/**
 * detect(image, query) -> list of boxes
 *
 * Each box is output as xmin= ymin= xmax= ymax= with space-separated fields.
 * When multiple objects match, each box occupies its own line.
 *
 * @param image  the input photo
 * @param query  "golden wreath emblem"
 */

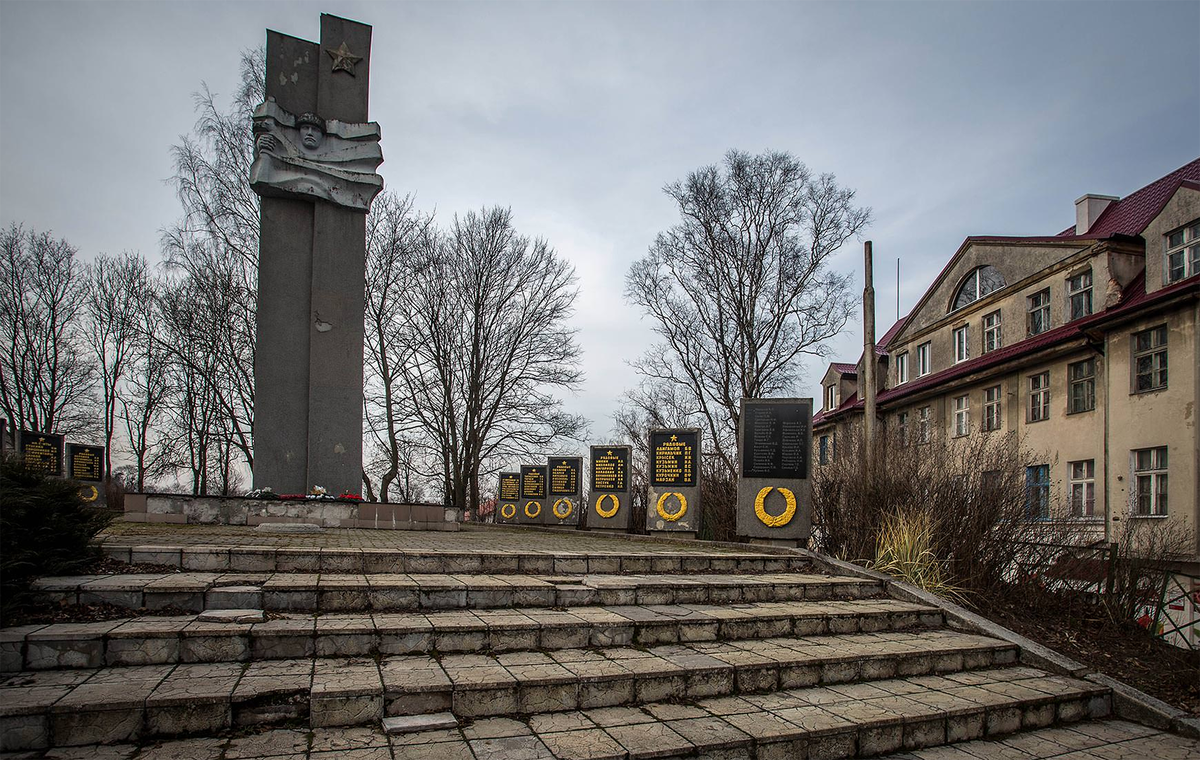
xmin=754 ymin=486 xmax=797 ymax=528
xmin=79 ymin=484 xmax=99 ymax=503
xmin=500 ymin=502 xmax=516 ymax=520
xmin=524 ymin=500 xmax=542 ymax=518
xmin=594 ymin=493 xmax=619 ymax=519
xmin=656 ymin=491 xmax=687 ymax=522
xmin=552 ymin=498 xmax=574 ymax=519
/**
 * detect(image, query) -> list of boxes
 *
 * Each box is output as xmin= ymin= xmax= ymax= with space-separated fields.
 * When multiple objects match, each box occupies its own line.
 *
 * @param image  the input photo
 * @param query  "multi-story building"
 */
xmin=814 ymin=158 xmax=1200 ymax=577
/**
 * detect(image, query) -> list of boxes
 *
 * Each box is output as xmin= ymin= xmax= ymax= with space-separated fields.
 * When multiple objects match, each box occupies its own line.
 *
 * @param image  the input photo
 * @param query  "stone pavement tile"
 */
xmin=310 ymin=748 xmax=390 ymax=760
xmin=461 ymin=717 xmax=531 ymax=741
xmin=528 ymin=711 xmax=595 ymax=735
xmin=583 ymin=706 xmax=656 ymax=728
xmin=392 ymin=739 xmax=474 ymax=760
xmin=224 ymin=728 xmax=310 ymax=758
xmin=1104 ymin=733 xmax=1200 ymax=760
xmin=374 ymin=614 xmax=433 ymax=656
xmin=537 ymin=728 xmax=626 ymax=760
xmin=468 ymin=734 xmax=555 ymax=760
xmin=311 ymin=658 xmax=384 ymax=727
xmin=314 ymin=614 xmax=376 ymax=657
xmin=310 ymin=725 xmax=388 ymax=752
xmin=604 ymin=720 xmax=693 ymax=758
xmin=666 ymin=715 xmax=752 ymax=750
xmin=43 ymin=744 xmax=137 ymax=759
xmin=131 ymin=737 xmax=227 ymax=760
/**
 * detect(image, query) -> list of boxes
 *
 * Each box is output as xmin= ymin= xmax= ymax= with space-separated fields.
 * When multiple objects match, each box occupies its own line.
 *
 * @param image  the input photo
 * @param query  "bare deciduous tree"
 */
xmin=625 ymin=150 xmax=869 ymax=478
xmin=85 ymin=252 xmax=152 ymax=478
xmin=363 ymin=192 xmax=437 ymax=502
xmin=118 ymin=279 xmax=172 ymax=492
xmin=400 ymin=207 xmax=587 ymax=510
xmin=0 ymin=224 xmax=96 ymax=437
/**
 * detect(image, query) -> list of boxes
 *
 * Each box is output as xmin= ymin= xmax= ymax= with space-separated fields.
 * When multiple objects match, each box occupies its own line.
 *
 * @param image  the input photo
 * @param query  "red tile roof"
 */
xmin=830 ymin=362 xmax=858 ymax=375
xmin=877 ymin=315 xmax=909 ymax=353
xmin=1057 ymin=159 xmax=1200 ymax=239
xmin=816 ymin=272 xmax=1200 ymax=425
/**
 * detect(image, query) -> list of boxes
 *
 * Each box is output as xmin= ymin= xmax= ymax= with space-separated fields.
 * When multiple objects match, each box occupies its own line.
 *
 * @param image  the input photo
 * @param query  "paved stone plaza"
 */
xmin=3 ymin=525 xmax=1197 ymax=759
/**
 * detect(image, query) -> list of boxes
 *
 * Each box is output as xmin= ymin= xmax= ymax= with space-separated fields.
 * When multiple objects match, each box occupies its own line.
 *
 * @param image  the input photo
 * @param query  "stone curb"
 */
xmin=789 ymin=547 xmax=1200 ymax=741
xmin=466 ymin=522 xmax=802 ymax=556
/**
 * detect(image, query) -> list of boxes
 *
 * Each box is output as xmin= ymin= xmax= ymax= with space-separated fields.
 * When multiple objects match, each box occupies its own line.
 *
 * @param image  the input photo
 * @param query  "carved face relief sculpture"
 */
xmin=299 ymin=123 xmax=324 ymax=151
xmin=249 ymin=99 xmax=383 ymax=212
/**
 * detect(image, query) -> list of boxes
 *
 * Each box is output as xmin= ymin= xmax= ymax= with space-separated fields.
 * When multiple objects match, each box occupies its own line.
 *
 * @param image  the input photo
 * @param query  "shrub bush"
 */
xmin=0 ymin=453 xmax=113 ymax=624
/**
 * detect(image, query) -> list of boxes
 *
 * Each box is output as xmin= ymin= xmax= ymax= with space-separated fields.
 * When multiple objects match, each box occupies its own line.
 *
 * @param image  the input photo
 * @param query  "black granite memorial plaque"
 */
xmin=549 ymin=459 xmax=580 ymax=497
xmin=520 ymin=466 xmax=546 ymax=499
xmin=68 ymin=444 xmax=104 ymax=482
xmin=650 ymin=430 xmax=698 ymax=487
xmin=590 ymin=448 xmax=628 ymax=492
xmin=499 ymin=473 xmax=521 ymax=501
xmin=741 ymin=402 xmax=810 ymax=480
xmin=19 ymin=430 xmax=63 ymax=477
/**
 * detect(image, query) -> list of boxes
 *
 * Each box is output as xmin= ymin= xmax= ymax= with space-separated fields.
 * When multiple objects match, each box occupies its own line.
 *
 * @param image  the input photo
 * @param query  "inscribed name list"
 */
xmin=499 ymin=474 xmax=520 ymax=501
xmin=741 ymin=403 xmax=809 ymax=480
xmin=650 ymin=431 xmax=697 ymax=487
xmin=592 ymin=450 xmax=627 ymax=492
xmin=521 ymin=468 xmax=546 ymax=499
xmin=549 ymin=460 xmax=579 ymax=496
xmin=20 ymin=432 xmax=63 ymax=476
xmin=69 ymin=445 xmax=104 ymax=482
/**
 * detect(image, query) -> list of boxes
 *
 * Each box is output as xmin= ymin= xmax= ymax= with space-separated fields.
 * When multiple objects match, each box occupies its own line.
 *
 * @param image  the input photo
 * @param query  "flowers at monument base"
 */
xmin=338 ymin=492 xmax=363 ymax=501
xmin=245 ymin=487 xmax=280 ymax=500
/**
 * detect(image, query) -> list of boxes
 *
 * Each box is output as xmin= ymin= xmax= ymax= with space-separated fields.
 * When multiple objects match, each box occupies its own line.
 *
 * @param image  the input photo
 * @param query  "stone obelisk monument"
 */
xmin=250 ymin=14 xmax=383 ymax=496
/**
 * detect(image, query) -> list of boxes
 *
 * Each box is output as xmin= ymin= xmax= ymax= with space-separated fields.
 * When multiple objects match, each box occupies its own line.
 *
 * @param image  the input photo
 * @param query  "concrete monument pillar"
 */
xmin=250 ymin=15 xmax=383 ymax=496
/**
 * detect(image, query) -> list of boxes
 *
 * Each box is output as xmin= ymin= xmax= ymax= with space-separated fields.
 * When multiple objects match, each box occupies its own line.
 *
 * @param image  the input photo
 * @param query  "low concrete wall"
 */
xmin=122 ymin=493 xmax=460 ymax=531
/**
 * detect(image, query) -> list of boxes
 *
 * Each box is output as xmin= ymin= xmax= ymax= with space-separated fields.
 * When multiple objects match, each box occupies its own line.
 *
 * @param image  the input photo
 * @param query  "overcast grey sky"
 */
xmin=2 ymin=0 xmax=1198 ymax=447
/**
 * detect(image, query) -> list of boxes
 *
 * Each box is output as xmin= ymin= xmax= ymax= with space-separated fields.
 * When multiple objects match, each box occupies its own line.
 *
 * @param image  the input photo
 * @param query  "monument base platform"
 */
xmin=746 ymin=536 xmax=801 ymax=548
xmin=647 ymin=530 xmax=696 ymax=541
xmin=122 ymin=493 xmax=460 ymax=531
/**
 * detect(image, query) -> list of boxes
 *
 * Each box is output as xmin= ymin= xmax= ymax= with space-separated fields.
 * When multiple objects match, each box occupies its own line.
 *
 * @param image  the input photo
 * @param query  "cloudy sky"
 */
xmin=2 ymin=0 xmax=1197 ymax=448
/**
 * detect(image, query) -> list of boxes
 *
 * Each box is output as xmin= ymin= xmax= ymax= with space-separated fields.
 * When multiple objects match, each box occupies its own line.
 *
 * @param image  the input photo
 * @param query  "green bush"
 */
xmin=1 ymin=454 xmax=113 ymax=624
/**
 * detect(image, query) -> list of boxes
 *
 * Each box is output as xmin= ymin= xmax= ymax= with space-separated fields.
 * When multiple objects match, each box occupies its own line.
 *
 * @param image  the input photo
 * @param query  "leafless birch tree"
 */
xmin=85 ymin=252 xmax=153 ymax=478
xmin=0 ymin=224 xmax=96 ymax=437
xmin=625 ymin=150 xmax=869 ymax=479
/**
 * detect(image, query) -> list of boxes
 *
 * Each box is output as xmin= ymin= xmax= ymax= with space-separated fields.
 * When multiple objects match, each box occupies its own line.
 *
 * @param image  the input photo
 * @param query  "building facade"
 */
xmin=814 ymin=159 xmax=1200 ymax=576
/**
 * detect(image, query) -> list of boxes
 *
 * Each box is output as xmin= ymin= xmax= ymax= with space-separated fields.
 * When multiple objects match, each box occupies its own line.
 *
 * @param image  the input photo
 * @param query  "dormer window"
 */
xmin=1165 ymin=221 xmax=1199 ymax=284
xmin=952 ymin=265 xmax=1006 ymax=311
xmin=824 ymin=384 xmax=837 ymax=411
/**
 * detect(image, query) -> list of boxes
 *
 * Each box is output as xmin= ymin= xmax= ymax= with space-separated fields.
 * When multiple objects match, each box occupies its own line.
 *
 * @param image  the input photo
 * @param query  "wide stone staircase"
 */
xmin=0 ymin=537 xmax=1123 ymax=758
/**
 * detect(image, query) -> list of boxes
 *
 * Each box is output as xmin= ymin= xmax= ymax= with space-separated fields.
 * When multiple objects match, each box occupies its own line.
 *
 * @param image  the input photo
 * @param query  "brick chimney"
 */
xmin=1075 ymin=194 xmax=1118 ymax=234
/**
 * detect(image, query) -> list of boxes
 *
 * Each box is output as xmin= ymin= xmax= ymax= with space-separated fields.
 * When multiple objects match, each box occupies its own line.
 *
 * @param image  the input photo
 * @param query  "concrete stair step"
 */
xmin=30 ymin=571 xmax=883 ymax=614
xmin=3 ymin=599 xmax=943 ymax=671
xmin=0 ymin=661 xmax=1109 ymax=753
xmin=99 ymin=543 xmax=812 ymax=575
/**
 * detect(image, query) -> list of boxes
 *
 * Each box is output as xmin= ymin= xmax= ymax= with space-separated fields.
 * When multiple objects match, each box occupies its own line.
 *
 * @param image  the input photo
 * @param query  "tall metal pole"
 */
xmin=863 ymin=241 xmax=878 ymax=462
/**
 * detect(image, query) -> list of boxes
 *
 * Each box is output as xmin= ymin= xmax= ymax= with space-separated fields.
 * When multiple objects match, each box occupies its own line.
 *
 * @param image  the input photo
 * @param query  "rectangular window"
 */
xmin=1028 ymin=371 xmax=1050 ymax=422
xmin=953 ymin=395 xmax=970 ymax=437
xmin=1069 ymin=460 xmax=1095 ymax=518
xmin=982 ymin=311 xmax=1001 ymax=353
xmin=983 ymin=385 xmax=1002 ymax=431
xmin=896 ymin=411 xmax=909 ymax=445
xmin=1068 ymin=358 xmax=1095 ymax=414
xmin=917 ymin=406 xmax=931 ymax=444
xmin=818 ymin=435 xmax=830 ymax=465
xmin=1025 ymin=464 xmax=1050 ymax=520
xmin=1133 ymin=447 xmax=1168 ymax=516
xmin=1028 ymin=288 xmax=1051 ymax=336
xmin=916 ymin=342 xmax=931 ymax=377
xmin=1132 ymin=325 xmax=1168 ymax=392
xmin=896 ymin=352 xmax=909 ymax=384
xmin=1164 ymin=221 xmax=1200 ymax=284
xmin=1067 ymin=269 xmax=1093 ymax=320
xmin=825 ymin=384 xmax=836 ymax=410
xmin=953 ymin=325 xmax=970 ymax=363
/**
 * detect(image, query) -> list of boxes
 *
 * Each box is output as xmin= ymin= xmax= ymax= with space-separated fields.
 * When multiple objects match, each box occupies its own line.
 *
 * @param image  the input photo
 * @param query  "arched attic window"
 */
xmin=951 ymin=265 xmax=1006 ymax=311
